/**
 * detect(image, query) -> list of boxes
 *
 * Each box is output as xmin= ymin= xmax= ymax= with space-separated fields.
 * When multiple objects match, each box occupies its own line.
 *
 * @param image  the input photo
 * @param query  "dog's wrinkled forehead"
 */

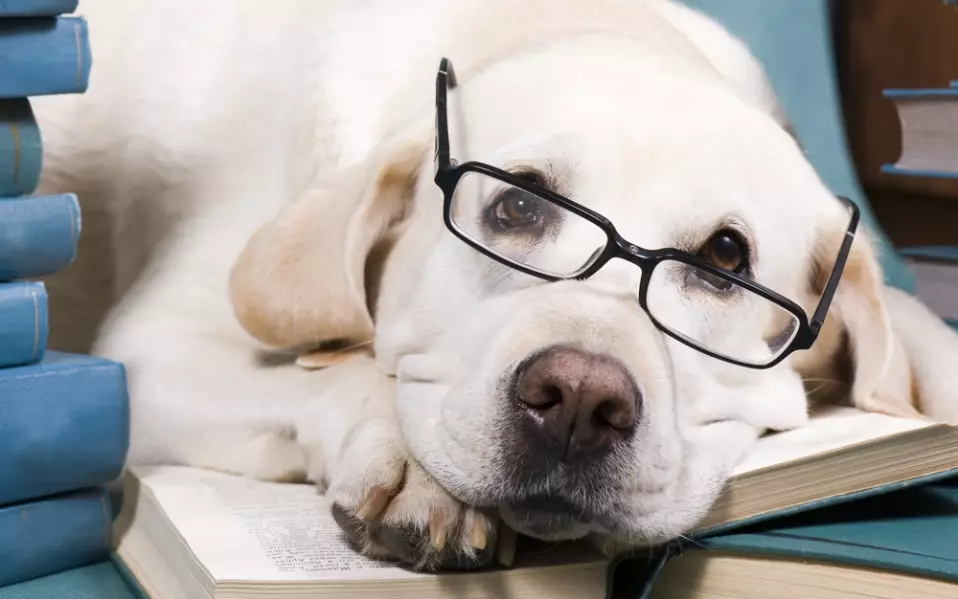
xmin=442 ymin=44 xmax=830 ymax=293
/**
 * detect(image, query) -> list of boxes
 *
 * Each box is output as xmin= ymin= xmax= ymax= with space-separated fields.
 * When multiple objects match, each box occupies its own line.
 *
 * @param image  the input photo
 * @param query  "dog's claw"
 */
xmin=468 ymin=515 xmax=487 ymax=550
xmin=429 ymin=509 xmax=449 ymax=552
xmin=355 ymin=485 xmax=391 ymax=522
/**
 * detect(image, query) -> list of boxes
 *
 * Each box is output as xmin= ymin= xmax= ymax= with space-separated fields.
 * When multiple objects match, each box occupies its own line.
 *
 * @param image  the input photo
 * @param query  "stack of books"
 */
xmin=0 ymin=1 xmax=139 ymax=596
xmin=883 ymin=80 xmax=958 ymax=330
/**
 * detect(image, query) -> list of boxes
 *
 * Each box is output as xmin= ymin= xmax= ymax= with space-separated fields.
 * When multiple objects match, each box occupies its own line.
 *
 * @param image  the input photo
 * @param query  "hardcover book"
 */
xmin=0 ymin=193 xmax=80 ymax=280
xmin=644 ymin=480 xmax=958 ymax=598
xmin=0 ymin=351 xmax=129 ymax=507
xmin=0 ymin=99 xmax=42 ymax=197
xmin=881 ymin=88 xmax=958 ymax=177
xmin=0 ymin=16 xmax=91 ymax=98
xmin=0 ymin=0 xmax=77 ymax=17
xmin=901 ymin=246 xmax=958 ymax=326
xmin=0 ymin=560 xmax=145 ymax=599
xmin=0 ymin=487 xmax=114 ymax=587
xmin=0 ymin=281 xmax=47 ymax=368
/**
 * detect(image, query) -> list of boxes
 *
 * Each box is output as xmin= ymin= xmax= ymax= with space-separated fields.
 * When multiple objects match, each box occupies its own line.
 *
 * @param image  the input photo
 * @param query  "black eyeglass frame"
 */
xmin=432 ymin=57 xmax=861 ymax=369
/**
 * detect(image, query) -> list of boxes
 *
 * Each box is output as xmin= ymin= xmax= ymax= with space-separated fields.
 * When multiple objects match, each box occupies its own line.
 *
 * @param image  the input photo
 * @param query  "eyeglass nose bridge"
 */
xmin=575 ymin=234 xmax=660 ymax=290
xmin=597 ymin=235 xmax=660 ymax=273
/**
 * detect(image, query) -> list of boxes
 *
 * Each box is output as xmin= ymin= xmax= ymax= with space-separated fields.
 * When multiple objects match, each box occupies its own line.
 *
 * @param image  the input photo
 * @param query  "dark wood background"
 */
xmin=834 ymin=0 xmax=958 ymax=248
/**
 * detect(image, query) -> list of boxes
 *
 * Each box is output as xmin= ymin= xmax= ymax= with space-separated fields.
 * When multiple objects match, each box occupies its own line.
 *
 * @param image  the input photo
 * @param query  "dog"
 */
xmin=33 ymin=0 xmax=958 ymax=571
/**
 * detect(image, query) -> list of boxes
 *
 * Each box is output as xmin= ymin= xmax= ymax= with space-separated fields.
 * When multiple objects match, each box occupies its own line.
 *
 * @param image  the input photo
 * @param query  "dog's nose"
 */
xmin=515 ymin=345 xmax=640 ymax=461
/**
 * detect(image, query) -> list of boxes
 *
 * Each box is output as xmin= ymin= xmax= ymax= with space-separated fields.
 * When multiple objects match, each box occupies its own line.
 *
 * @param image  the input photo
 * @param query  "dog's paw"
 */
xmin=326 ymin=420 xmax=497 ymax=572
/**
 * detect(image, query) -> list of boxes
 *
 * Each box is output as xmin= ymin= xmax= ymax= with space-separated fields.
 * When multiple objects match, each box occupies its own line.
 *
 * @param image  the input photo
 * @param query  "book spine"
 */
xmin=0 ymin=352 xmax=129 ymax=506
xmin=0 ymin=487 xmax=113 ymax=587
xmin=883 ymin=88 xmax=958 ymax=98
xmin=0 ymin=280 xmax=47 ymax=368
xmin=0 ymin=193 xmax=79 ymax=280
xmin=0 ymin=0 xmax=78 ymax=17
xmin=0 ymin=99 xmax=42 ymax=196
xmin=0 ymin=16 xmax=91 ymax=98
xmin=880 ymin=164 xmax=958 ymax=179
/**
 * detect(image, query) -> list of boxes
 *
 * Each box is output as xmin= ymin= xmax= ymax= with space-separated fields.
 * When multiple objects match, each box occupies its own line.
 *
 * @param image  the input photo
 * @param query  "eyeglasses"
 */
xmin=432 ymin=57 xmax=860 ymax=369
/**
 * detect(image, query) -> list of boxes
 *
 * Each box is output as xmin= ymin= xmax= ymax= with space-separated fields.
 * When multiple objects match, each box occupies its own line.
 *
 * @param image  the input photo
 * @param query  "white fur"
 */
xmin=34 ymin=0 xmax=958 ymax=564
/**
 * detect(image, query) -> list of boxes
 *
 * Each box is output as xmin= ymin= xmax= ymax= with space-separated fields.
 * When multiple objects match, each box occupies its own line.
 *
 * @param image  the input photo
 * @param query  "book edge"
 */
xmin=692 ymin=465 xmax=958 ymax=540
xmin=883 ymin=88 xmax=958 ymax=98
xmin=880 ymin=164 xmax=958 ymax=179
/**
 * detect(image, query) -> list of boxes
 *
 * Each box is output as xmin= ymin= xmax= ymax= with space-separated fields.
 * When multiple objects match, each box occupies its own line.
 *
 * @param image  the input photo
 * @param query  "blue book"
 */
xmin=0 ymin=99 xmax=42 ymax=197
xmin=0 ymin=16 xmax=91 ymax=98
xmin=0 ymin=560 xmax=144 ymax=599
xmin=0 ymin=281 xmax=47 ymax=368
xmin=631 ymin=480 xmax=958 ymax=598
xmin=0 ymin=0 xmax=77 ymax=17
xmin=0 ymin=193 xmax=80 ymax=281
xmin=0 ymin=352 xmax=129 ymax=507
xmin=881 ymin=165 xmax=958 ymax=179
xmin=882 ymin=88 xmax=958 ymax=99
xmin=881 ymin=87 xmax=958 ymax=177
xmin=0 ymin=487 xmax=113 ymax=588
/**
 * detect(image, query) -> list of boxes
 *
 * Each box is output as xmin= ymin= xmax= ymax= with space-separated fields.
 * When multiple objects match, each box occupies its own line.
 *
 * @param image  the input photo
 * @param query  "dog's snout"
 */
xmin=515 ymin=345 xmax=640 ymax=461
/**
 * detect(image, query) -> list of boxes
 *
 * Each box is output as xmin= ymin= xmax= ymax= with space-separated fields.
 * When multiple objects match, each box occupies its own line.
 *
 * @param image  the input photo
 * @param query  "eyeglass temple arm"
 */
xmin=435 ymin=57 xmax=458 ymax=172
xmin=809 ymin=195 xmax=861 ymax=332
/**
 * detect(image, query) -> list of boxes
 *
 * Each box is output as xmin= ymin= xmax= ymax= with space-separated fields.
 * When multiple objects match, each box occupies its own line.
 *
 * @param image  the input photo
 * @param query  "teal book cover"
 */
xmin=0 ymin=0 xmax=77 ymax=17
xmin=624 ymin=480 xmax=958 ymax=598
xmin=0 ymin=99 xmax=42 ymax=197
xmin=0 ymin=16 xmax=91 ymax=98
xmin=0 ymin=193 xmax=80 ymax=280
xmin=0 ymin=561 xmax=143 ymax=599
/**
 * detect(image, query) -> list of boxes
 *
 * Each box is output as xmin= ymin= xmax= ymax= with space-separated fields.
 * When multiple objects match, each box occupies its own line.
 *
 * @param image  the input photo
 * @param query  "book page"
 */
xmin=732 ymin=406 xmax=935 ymax=476
xmin=130 ymin=465 xmax=423 ymax=582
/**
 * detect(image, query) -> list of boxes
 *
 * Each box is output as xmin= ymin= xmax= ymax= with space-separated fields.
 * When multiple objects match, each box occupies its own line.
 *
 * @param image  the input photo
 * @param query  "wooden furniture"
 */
xmin=834 ymin=0 xmax=958 ymax=247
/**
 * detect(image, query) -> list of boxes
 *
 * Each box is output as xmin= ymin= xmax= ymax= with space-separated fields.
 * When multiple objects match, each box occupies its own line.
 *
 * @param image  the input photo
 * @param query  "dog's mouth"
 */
xmin=499 ymin=494 xmax=597 ymax=541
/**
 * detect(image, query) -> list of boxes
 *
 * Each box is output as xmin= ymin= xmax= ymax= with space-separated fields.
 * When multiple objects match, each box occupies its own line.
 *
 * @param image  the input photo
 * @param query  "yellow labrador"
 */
xmin=34 ymin=0 xmax=958 ymax=571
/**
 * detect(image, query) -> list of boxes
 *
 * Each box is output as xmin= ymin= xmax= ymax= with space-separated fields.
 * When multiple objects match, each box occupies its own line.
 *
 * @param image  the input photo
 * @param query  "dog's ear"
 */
xmin=229 ymin=130 xmax=430 ymax=350
xmin=794 ymin=217 xmax=926 ymax=420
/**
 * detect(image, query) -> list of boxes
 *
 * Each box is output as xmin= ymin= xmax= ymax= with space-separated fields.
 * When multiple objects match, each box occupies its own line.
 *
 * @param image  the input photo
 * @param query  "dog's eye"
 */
xmin=492 ymin=189 xmax=544 ymax=230
xmin=691 ymin=230 xmax=750 ymax=291
xmin=487 ymin=170 xmax=555 ymax=234
xmin=700 ymin=230 xmax=748 ymax=273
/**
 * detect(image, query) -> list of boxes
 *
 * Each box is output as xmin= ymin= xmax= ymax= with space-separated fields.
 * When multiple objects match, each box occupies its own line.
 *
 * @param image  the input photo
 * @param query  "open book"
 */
xmin=112 ymin=465 xmax=607 ymax=599
xmin=113 ymin=407 xmax=958 ymax=598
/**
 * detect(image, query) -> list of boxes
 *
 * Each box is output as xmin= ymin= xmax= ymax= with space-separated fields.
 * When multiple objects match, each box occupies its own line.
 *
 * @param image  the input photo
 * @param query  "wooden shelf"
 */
xmin=834 ymin=0 xmax=958 ymax=245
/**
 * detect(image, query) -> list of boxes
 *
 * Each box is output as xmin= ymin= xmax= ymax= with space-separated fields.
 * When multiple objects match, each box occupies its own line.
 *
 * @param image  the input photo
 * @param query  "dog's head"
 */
xmin=228 ymin=36 xmax=925 ymax=546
